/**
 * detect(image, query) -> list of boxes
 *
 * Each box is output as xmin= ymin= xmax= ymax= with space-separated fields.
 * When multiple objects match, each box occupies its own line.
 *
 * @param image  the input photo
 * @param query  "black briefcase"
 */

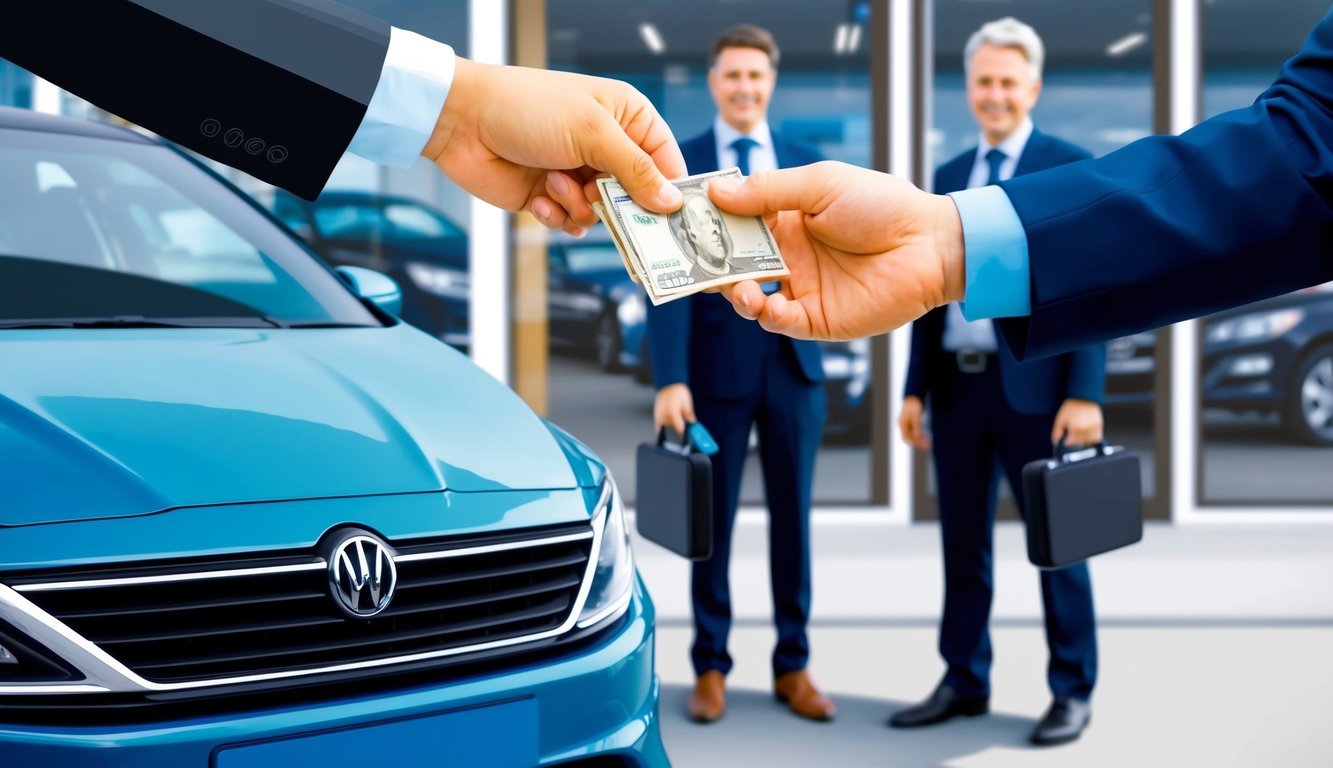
xmin=635 ymin=427 xmax=713 ymax=560
xmin=1022 ymin=441 xmax=1143 ymax=569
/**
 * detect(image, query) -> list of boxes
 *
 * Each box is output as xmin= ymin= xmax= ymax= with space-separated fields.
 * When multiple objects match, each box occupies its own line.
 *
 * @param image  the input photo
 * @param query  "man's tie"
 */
xmin=985 ymin=147 xmax=1007 ymax=186
xmin=731 ymin=137 xmax=759 ymax=176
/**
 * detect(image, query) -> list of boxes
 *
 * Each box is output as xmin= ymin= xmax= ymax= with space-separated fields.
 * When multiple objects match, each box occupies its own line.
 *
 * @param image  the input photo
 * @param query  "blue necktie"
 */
xmin=731 ymin=137 xmax=759 ymax=176
xmin=984 ymin=148 xmax=1006 ymax=186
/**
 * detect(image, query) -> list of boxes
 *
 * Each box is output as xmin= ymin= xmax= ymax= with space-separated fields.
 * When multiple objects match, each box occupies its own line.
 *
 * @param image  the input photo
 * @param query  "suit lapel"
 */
xmin=683 ymin=128 xmax=720 ymax=174
xmin=1013 ymin=128 xmax=1048 ymax=178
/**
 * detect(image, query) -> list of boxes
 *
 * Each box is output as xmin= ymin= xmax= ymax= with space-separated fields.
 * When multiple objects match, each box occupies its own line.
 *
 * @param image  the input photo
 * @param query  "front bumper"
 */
xmin=0 ymin=579 xmax=666 ymax=768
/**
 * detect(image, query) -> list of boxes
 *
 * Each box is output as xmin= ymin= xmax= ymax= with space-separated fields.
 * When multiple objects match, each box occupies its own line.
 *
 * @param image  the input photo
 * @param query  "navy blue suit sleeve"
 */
xmin=904 ymin=318 xmax=929 ymax=400
xmin=1064 ymin=343 xmax=1107 ymax=404
xmin=646 ymin=296 xmax=691 ymax=389
xmin=0 ymin=0 xmax=388 ymax=200
xmin=995 ymin=9 xmax=1333 ymax=360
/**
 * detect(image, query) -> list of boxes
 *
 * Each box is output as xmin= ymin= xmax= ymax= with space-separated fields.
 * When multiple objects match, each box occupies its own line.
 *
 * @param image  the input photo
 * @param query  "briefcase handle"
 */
xmin=657 ymin=422 xmax=719 ymax=456
xmin=1052 ymin=437 xmax=1114 ymax=464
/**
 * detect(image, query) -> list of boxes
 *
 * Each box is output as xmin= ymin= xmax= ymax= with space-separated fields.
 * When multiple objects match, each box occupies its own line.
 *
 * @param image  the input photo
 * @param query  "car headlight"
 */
xmin=576 ymin=477 xmax=634 ymax=629
xmin=1206 ymin=308 xmax=1304 ymax=344
xmin=617 ymin=292 xmax=646 ymax=327
xmin=404 ymin=261 xmax=470 ymax=300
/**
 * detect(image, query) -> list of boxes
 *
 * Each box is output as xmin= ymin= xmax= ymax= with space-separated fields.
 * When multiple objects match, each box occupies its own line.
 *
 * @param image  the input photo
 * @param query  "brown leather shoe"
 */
xmin=774 ymin=669 xmax=836 ymax=722
xmin=687 ymin=670 xmax=726 ymax=723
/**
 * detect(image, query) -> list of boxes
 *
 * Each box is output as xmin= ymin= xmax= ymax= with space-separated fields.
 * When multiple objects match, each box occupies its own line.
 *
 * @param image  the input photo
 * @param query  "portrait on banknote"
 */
xmin=669 ymin=188 xmax=733 ymax=278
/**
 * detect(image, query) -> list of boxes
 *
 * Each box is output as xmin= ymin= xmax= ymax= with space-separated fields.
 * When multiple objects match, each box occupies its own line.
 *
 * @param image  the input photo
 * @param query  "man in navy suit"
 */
xmin=891 ymin=19 xmax=1105 ymax=747
xmin=646 ymin=24 xmax=833 ymax=724
xmin=709 ymin=11 xmax=1333 ymax=359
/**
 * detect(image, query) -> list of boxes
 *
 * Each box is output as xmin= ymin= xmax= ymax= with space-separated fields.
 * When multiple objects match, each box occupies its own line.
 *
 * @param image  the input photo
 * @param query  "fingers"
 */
xmin=721 ymin=282 xmax=816 ymax=338
xmin=755 ymin=291 xmax=815 ymax=339
xmin=707 ymin=163 xmax=837 ymax=217
xmin=721 ymin=281 xmax=765 ymax=320
xmin=546 ymin=171 xmax=598 ymax=229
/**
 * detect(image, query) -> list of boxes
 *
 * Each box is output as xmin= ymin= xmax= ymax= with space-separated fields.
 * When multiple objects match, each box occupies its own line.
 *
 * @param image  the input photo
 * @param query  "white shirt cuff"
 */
xmin=347 ymin=27 xmax=455 ymax=168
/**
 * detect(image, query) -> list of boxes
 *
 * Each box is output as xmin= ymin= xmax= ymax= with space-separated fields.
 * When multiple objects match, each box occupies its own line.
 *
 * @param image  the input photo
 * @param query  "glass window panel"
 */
xmin=924 ymin=1 xmax=1158 ymax=520
xmin=546 ymin=1 xmax=876 ymax=506
xmin=1199 ymin=0 xmax=1333 ymax=505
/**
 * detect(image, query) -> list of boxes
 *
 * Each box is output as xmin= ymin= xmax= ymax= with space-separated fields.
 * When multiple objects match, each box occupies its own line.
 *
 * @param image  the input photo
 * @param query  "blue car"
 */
xmin=0 ymin=108 xmax=666 ymax=766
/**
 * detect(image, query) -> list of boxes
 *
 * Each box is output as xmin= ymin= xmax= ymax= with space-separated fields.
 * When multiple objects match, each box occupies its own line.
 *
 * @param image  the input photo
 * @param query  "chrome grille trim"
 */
xmin=0 ymin=512 xmax=609 ymax=694
xmin=13 ymin=563 xmax=326 ymax=593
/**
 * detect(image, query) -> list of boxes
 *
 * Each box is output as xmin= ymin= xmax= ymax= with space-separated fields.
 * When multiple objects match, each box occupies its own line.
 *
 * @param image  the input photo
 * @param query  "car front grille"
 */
xmin=12 ymin=525 xmax=594 ymax=685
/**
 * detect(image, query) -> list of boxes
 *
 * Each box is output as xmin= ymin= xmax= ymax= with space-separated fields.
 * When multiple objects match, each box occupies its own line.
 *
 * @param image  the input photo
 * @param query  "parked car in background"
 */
xmin=548 ymin=234 xmax=647 ymax=371
xmin=267 ymin=190 xmax=471 ymax=348
xmin=1202 ymin=284 xmax=1333 ymax=445
xmin=1102 ymin=283 xmax=1333 ymax=445
xmin=0 ymin=108 xmax=666 ymax=767
xmin=820 ymin=338 xmax=873 ymax=443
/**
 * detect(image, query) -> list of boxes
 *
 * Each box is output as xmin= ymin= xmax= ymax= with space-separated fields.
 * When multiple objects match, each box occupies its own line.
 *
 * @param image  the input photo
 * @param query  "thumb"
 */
xmin=586 ymin=116 xmax=683 ymax=213
xmin=708 ymin=163 xmax=836 ymax=217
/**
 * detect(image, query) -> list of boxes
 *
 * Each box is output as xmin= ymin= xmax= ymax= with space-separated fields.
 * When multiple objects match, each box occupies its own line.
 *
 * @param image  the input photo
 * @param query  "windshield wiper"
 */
xmin=0 ymin=316 xmax=288 ymax=330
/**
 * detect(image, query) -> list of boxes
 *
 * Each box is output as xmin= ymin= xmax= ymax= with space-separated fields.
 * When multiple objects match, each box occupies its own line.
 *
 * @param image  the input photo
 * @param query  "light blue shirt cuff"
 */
xmin=948 ymin=185 xmax=1031 ymax=319
xmin=347 ymin=27 xmax=455 ymax=168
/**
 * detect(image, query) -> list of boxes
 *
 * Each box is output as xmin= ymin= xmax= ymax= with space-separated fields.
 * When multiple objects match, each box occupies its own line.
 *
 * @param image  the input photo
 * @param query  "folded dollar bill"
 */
xmin=594 ymin=168 xmax=788 ymax=305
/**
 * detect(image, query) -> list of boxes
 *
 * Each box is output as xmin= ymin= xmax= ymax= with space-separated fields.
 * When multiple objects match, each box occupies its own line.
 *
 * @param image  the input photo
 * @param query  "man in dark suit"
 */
xmin=891 ymin=19 xmax=1105 ymax=747
xmin=709 ymin=10 xmax=1333 ymax=359
xmin=0 ymin=0 xmax=685 ymax=228
xmin=647 ymin=24 xmax=833 ymax=724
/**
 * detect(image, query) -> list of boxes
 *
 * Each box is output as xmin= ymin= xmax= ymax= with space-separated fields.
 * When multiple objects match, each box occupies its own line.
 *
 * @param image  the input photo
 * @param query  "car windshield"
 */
xmin=313 ymin=200 xmax=464 ymax=244
xmin=0 ymin=127 xmax=379 ymax=328
xmin=563 ymin=244 xmax=626 ymax=273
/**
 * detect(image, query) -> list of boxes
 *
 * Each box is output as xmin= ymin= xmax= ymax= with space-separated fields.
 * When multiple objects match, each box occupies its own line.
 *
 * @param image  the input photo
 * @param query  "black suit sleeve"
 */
xmin=0 ymin=0 xmax=391 ymax=200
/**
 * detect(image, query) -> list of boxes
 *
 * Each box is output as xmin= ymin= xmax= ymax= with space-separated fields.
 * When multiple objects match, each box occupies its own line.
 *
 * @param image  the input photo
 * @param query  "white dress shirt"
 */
xmin=943 ymin=117 xmax=1034 ymax=352
xmin=346 ymin=27 xmax=456 ymax=168
xmin=712 ymin=117 xmax=777 ymax=174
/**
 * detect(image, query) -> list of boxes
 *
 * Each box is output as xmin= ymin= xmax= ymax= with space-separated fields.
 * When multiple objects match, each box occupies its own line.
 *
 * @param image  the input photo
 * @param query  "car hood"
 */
xmin=0 ymin=325 xmax=582 ymax=527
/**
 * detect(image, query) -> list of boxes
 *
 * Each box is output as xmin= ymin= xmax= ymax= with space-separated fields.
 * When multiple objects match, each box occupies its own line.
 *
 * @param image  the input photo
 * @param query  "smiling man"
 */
xmin=645 ymin=24 xmax=830 ymax=726
xmin=893 ymin=17 xmax=1106 ymax=747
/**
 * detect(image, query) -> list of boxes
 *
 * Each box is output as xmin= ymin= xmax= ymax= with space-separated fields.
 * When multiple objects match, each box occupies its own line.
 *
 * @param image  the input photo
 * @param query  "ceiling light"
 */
xmin=848 ymin=24 xmax=863 ymax=53
xmin=639 ymin=23 xmax=665 ymax=55
xmin=1106 ymin=31 xmax=1148 ymax=57
xmin=834 ymin=23 xmax=851 ymax=54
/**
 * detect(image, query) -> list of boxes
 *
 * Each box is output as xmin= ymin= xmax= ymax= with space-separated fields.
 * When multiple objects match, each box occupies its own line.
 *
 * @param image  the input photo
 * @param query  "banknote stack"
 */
xmin=592 ymin=167 xmax=789 ymax=305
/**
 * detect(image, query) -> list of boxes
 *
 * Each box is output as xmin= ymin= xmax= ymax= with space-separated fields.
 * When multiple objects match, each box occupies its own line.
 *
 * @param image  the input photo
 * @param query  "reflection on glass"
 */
xmin=1199 ymin=0 xmax=1333 ymax=505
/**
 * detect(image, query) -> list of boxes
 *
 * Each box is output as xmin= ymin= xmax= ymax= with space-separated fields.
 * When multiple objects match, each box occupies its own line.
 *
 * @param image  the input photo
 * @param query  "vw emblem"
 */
xmin=328 ymin=533 xmax=398 ymax=619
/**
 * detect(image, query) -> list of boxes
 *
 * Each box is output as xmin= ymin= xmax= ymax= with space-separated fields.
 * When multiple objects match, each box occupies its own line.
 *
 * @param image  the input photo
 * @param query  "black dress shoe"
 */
xmin=1030 ymin=697 xmax=1092 ymax=746
xmin=888 ymin=684 xmax=989 ymax=728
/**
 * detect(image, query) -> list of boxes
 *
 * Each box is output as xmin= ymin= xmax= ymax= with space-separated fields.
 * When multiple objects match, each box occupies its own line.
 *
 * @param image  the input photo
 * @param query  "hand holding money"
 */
xmin=592 ymin=168 xmax=789 ymax=305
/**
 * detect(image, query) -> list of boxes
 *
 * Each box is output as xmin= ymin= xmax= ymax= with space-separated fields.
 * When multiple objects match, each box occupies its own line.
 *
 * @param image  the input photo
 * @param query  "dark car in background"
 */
xmin=1202 ymin=284 xmax=1333 ymax=445
xmin=268 ymin=190 xmax=471 ymax=348
xmin=1103 ymin=283 xmax=1333 ymax=445
xmin=548 ymin=235 xmax=647 ymax=371
xmin=820 ymin=338 xmax=872 ymax=443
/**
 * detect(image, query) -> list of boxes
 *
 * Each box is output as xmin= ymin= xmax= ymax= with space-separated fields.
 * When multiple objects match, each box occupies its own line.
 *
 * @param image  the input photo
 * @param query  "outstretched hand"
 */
xmin=424 ymin=58 xmax=686 ymax=234
xmin=706 ymin=161 xmax=968 ymax=340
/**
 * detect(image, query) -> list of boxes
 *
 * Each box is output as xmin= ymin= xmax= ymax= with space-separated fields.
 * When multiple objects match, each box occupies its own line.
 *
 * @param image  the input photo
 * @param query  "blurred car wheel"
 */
xmin=1284 ymin=343 xmax=1333 ymax=445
